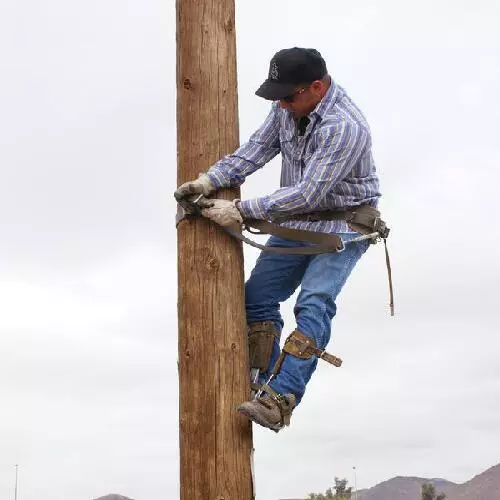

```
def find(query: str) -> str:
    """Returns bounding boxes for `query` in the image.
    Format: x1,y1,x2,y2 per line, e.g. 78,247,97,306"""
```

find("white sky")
1,1,499,499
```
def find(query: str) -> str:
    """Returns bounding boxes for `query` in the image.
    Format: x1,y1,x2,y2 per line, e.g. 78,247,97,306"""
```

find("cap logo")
270,61,279,80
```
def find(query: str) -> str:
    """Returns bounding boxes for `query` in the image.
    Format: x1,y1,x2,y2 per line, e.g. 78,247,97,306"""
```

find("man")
174,47,381,432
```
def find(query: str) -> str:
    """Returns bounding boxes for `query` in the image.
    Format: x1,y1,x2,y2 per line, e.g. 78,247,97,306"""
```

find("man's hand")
174,173,215,202
201,199,243,227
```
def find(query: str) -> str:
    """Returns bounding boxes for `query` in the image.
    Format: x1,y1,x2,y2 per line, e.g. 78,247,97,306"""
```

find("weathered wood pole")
176,1,254,500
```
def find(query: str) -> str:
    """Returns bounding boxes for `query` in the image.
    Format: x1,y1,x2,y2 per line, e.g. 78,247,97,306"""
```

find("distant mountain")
283,462,500,500
93,495,135,500
442,463,500,500
355,463,500,500
356,476,457,500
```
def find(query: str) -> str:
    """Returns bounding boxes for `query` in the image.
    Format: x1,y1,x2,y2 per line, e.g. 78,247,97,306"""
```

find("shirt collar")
311,77,338,119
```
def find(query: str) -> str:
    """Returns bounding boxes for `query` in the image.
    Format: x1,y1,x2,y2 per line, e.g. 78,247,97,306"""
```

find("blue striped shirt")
207,79,381,234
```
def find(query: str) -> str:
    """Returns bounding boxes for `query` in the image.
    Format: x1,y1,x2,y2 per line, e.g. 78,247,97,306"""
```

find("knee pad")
248,321,280,371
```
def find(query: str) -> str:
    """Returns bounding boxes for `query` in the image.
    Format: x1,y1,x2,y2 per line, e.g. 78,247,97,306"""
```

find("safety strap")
384,238,394,316
176,201,380,254
176,199,395,315
226,220,345,255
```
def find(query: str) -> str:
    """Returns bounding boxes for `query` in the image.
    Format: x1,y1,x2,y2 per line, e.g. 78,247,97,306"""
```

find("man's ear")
310,80,324,96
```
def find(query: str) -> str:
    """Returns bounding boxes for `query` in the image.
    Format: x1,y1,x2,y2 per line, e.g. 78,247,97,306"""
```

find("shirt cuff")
206,168,230,189
237,197,268,220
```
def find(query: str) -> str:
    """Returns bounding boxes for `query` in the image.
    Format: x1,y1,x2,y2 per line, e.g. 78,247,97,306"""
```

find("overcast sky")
1,0,499,499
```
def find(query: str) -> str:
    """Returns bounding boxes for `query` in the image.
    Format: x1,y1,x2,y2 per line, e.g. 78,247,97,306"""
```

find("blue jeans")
245,233,369,405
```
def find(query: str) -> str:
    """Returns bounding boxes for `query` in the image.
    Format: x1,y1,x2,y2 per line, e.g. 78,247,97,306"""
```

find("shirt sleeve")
206,103,281,189
238,120,369,220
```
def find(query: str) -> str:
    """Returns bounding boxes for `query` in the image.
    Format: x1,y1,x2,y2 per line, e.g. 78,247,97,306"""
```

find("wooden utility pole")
176,1,254,500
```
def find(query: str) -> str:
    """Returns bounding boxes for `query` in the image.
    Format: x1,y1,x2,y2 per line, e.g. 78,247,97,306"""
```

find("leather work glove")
201,199,243,227
174,173,215,202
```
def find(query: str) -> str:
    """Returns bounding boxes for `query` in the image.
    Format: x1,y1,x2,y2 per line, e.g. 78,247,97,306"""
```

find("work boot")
237,392,296,433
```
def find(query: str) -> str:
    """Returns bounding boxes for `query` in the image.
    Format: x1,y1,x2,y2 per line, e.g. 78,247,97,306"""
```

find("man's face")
278,80,324,118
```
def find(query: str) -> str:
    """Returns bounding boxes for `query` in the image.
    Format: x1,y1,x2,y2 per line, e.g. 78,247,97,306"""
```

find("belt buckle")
374,217,390,239
305,214,320,222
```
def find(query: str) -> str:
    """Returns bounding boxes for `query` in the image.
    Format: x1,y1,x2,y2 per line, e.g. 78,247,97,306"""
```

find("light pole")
352,466,357,500
14,464,19,500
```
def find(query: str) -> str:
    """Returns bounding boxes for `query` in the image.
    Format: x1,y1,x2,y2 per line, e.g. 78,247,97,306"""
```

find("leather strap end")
320,351,343,367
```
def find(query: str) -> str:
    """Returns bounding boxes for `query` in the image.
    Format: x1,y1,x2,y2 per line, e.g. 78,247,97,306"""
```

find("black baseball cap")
255,47,328,101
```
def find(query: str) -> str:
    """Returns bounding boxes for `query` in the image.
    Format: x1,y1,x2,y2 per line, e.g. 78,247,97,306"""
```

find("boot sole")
237,405,282,433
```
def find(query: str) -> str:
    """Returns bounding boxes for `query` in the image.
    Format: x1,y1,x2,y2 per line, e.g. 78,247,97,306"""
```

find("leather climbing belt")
176,194,394,316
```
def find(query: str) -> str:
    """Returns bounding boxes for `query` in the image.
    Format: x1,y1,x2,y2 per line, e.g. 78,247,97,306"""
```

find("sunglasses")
282,86,309,103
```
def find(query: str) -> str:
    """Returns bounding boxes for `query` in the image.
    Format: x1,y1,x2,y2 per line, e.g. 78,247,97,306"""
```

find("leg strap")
248,321,280,371
271,329,343,377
